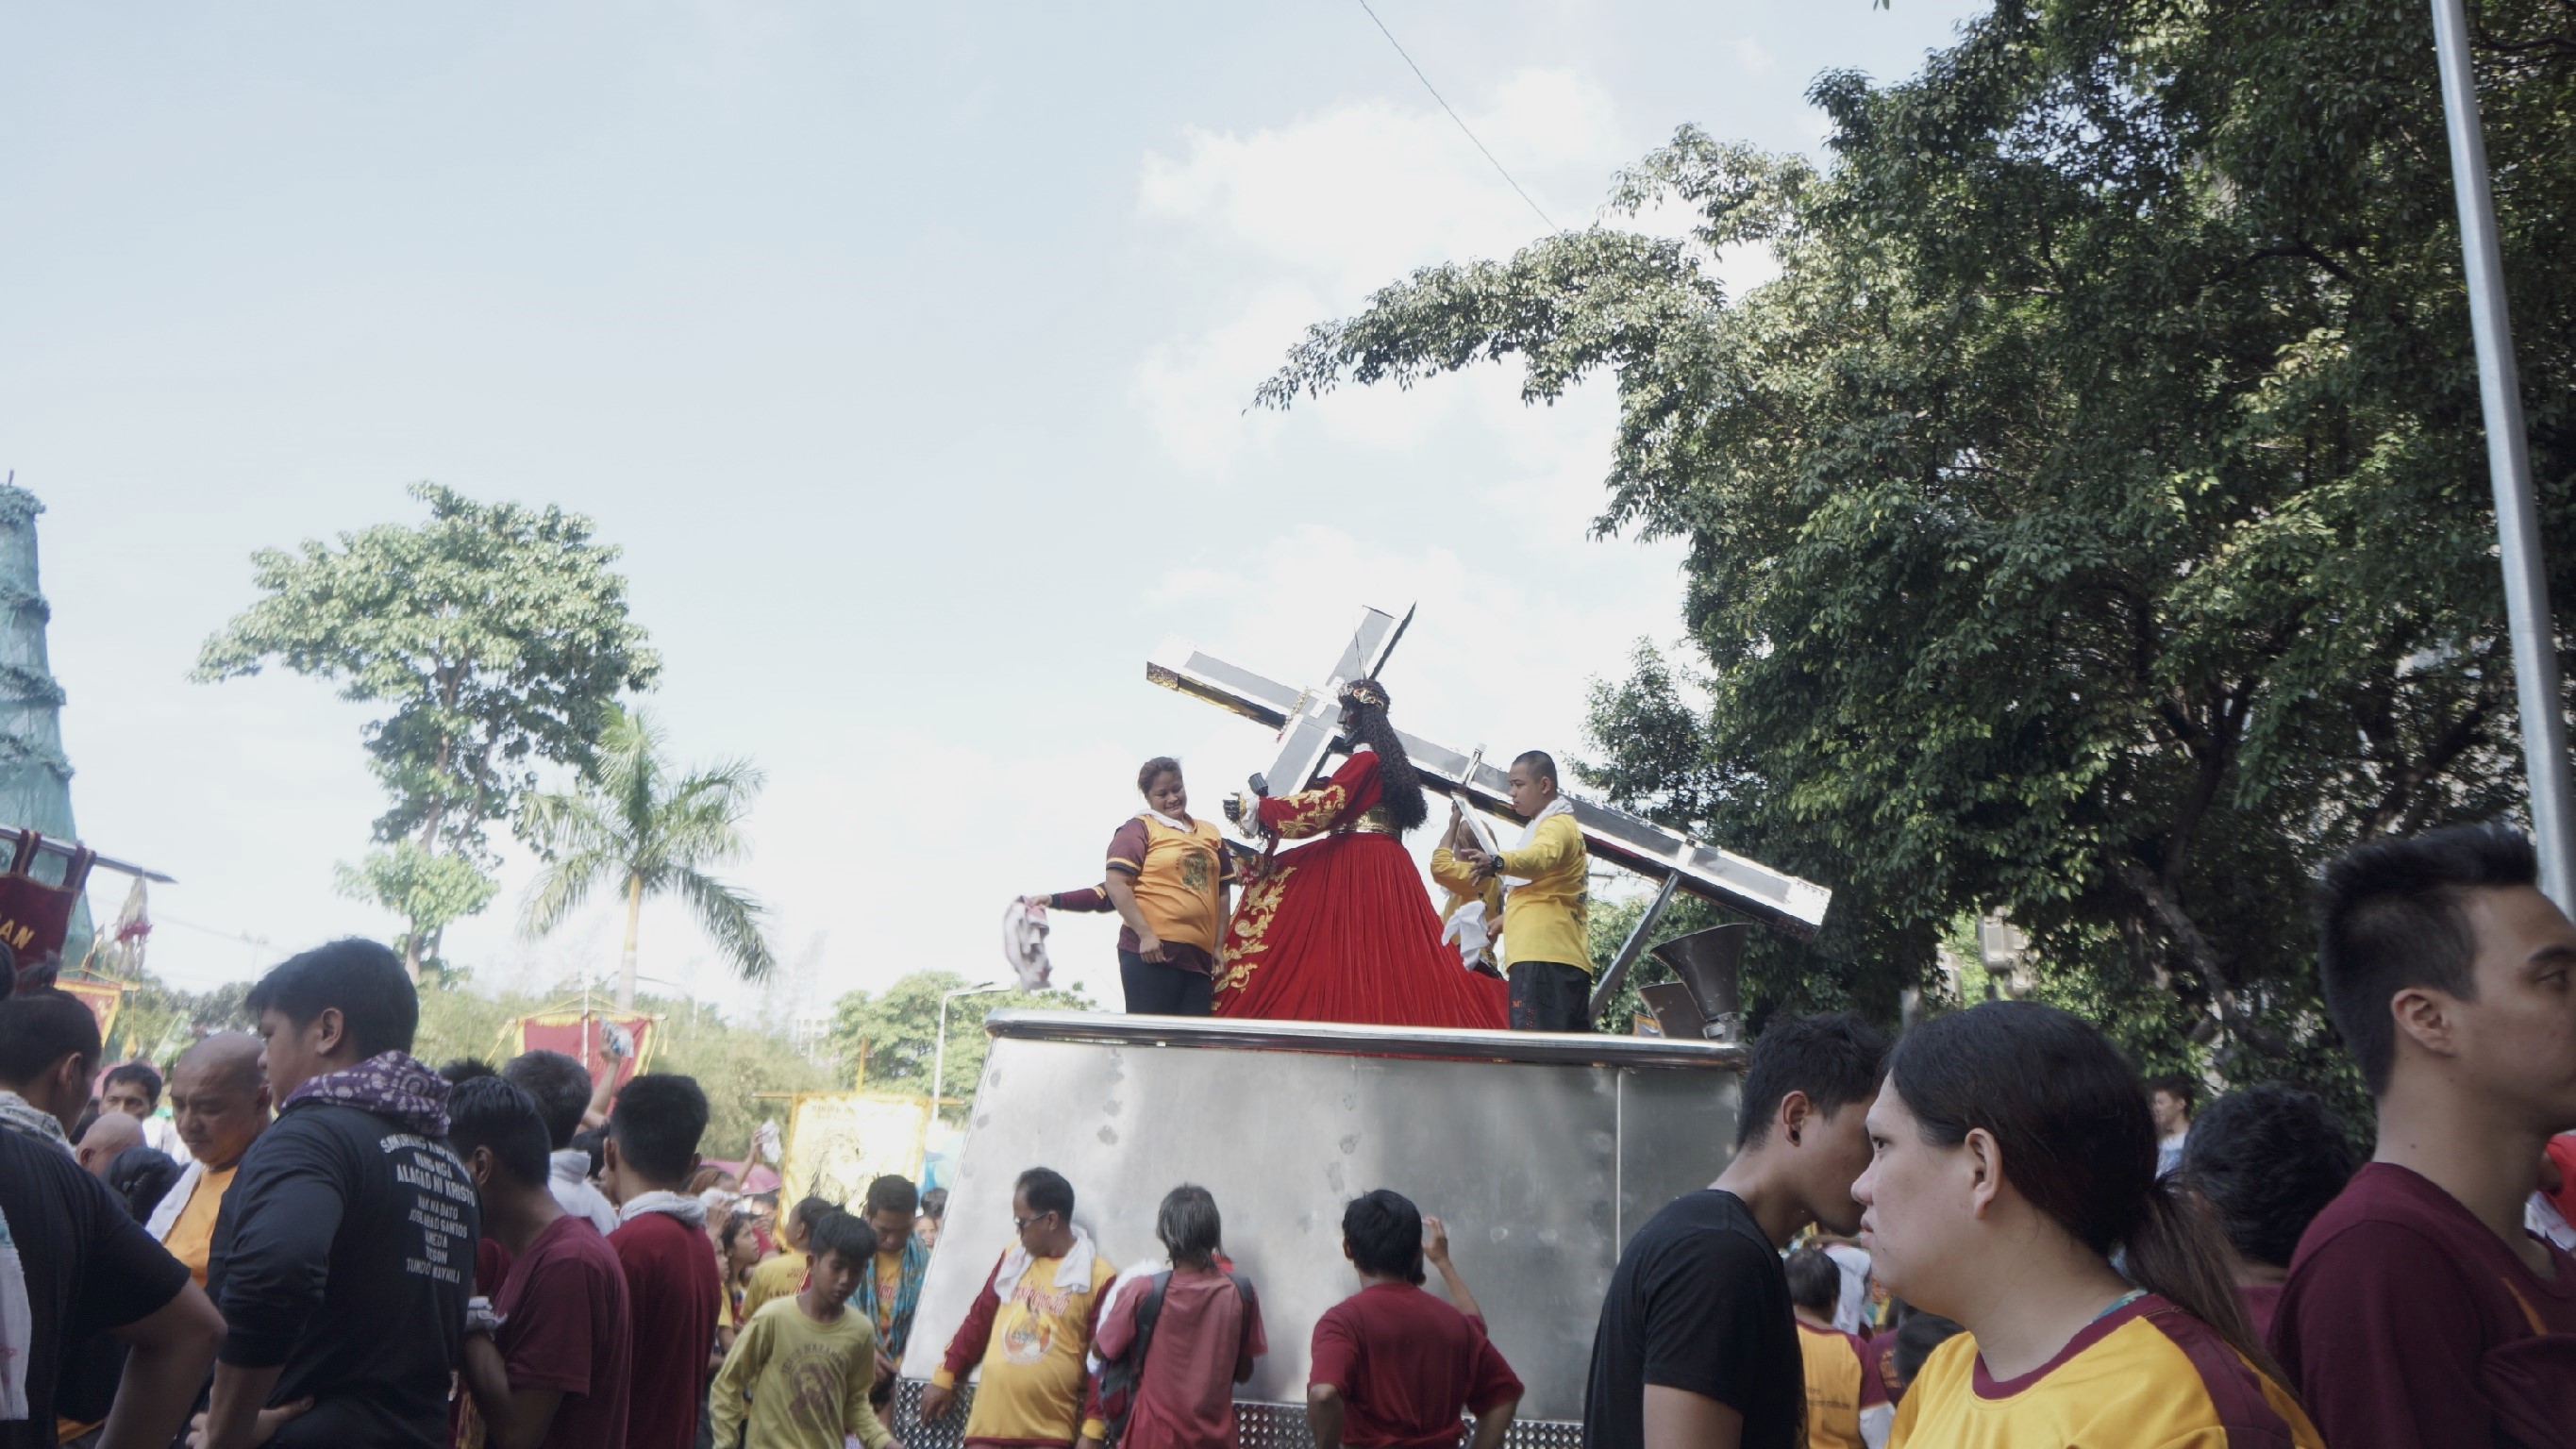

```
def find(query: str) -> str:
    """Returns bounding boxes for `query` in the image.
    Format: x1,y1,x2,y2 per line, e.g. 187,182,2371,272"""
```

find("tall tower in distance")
0,478,90,964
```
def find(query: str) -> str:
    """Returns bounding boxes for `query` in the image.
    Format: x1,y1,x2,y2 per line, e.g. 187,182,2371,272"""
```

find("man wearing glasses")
920,1167,1118,1447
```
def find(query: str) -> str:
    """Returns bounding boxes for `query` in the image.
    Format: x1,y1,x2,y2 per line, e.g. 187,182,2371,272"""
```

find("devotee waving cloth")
1034,758,1236,1017
1586,1012,1887,1449
2272,824,2576,1448
1853,1002,2321,1449
601,1073,723,1449
921,1167,1117,1447
1307,1191,1519,1449
1455,751,1592,1032
1212,680,1507,1029
199,940,478,1449
145,1032,271,1287
449,1076,631,1449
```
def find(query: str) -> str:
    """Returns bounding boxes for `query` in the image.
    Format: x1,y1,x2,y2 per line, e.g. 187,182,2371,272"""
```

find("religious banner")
509,1005,659,1093
778,1091,931,1207
0,829,93,966
55,974,129,1041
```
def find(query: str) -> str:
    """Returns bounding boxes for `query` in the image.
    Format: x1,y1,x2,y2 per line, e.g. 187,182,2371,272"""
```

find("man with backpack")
1088,1186,1266,1449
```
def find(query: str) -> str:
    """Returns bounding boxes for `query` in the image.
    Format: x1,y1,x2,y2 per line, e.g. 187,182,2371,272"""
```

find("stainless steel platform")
900,1010,1745,1424
886,1379,1590,1449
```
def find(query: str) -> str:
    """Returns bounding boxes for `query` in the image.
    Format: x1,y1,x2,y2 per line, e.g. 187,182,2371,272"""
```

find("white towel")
1003,898,1053,991
617,1190,708,1227
993,1224,1098,1302
1501,796,1576,888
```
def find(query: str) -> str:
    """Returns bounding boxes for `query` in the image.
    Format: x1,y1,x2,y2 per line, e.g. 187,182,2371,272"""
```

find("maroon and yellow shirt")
1892,1293,2320,1448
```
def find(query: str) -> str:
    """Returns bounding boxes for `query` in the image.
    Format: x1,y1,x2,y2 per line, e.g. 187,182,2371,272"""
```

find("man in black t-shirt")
1584,1011,1889,1449
0,1070,225,1449
199,941,476,1449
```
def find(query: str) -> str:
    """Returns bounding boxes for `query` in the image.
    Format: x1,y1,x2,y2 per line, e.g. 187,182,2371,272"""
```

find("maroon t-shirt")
495,1215,632,1449
609,1209,721,1449
2235,1282,2282,1341
1309,1283,1522,1449
2271,1161,2576,1448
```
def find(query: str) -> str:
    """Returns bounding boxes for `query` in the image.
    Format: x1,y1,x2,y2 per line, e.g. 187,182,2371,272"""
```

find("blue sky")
8,0,1983,1022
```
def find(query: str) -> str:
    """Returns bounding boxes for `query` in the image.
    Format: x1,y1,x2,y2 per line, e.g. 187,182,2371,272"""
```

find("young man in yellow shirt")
742,1195,836,1322
144,1033,271,1285
1457,751,1594,1032
713,1209,904,1449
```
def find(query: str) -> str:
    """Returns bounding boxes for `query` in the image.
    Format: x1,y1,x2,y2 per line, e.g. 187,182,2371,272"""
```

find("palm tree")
519,707,776,1008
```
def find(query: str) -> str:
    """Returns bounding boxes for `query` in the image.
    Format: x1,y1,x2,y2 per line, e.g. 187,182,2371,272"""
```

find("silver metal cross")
1146,608,1832,1008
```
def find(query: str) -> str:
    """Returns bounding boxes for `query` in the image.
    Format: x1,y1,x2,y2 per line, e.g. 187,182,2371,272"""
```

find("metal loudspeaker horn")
1641,923,1750,1044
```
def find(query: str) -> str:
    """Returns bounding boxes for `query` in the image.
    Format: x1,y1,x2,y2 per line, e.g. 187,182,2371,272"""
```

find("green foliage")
823,971,1094,1124
335,843,498,974
102,974,256,1069
518,707,776,989
195,483,660,968
1261,0,2576,1107
410,985,833,1166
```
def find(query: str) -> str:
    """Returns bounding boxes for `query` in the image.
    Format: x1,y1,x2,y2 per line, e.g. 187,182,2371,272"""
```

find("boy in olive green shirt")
711,1211,904,1449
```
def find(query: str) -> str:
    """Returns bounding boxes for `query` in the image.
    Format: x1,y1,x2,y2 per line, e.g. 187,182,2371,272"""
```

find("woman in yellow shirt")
1033,758,1236,1016
1853,1002,2322,1448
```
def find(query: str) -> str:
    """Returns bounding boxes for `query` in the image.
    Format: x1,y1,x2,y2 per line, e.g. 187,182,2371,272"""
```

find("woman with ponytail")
1211,679,1506,1028
1851,1002,2322,1447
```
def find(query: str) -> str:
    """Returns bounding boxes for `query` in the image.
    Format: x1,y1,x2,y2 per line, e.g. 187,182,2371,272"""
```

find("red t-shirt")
609,1209,722,1449
1309,1284,1521,1449
495,1215,633,1449
2272,1162,2576,1449
1096,1269,1268,1449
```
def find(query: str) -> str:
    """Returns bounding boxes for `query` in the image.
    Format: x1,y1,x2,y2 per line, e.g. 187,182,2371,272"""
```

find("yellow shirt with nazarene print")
932,1251,1118,1445
1108,814,1234,952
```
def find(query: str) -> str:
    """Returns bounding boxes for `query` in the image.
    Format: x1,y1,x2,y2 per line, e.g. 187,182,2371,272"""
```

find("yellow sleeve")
1498,815,1582,877
709,1307,769,1446
845,1319,894,1449
1430,846,1478,895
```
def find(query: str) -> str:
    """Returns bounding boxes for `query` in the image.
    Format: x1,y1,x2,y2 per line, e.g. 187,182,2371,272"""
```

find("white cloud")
1733,37,1778,75
1133,68,1640,471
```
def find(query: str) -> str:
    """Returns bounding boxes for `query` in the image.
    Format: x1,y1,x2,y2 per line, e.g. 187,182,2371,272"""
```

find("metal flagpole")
2431,0,2576,906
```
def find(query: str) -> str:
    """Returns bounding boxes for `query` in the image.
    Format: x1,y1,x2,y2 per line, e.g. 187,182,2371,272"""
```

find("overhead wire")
1352,0,1563,233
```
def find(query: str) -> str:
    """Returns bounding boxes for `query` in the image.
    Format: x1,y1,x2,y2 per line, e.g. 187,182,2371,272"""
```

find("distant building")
0,482,89,965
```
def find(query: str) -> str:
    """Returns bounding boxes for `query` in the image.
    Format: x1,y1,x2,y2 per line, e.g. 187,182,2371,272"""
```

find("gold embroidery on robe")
1217,862,1296,994
1264,781,1350,840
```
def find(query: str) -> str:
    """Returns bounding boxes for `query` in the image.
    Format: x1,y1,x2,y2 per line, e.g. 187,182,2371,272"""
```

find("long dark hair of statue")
1338,678,1428,833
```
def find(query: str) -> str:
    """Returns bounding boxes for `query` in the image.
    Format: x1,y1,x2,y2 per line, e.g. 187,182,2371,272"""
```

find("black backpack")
1095,1269,1258,1446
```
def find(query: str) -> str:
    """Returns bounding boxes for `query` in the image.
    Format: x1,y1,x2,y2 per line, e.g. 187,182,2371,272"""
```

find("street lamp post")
923,982,1009,1173
2431,0,2576,905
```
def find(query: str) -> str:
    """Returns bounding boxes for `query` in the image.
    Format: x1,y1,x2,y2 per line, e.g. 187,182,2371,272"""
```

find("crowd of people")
1,820,2572,1448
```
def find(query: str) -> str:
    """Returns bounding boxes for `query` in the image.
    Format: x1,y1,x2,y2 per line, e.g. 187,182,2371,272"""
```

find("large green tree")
518,707,776,1008
197,484,660,975
824,971,1093,1124
1261,0,2576,1099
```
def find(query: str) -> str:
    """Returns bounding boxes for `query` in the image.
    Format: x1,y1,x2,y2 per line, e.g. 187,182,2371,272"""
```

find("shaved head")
172,1032,272,1170
176,1033,265,1093
75,1110,142,1179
